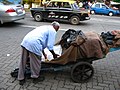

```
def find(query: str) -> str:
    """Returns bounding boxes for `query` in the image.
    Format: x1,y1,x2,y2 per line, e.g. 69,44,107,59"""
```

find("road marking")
91,18,120,23
20,25,37,28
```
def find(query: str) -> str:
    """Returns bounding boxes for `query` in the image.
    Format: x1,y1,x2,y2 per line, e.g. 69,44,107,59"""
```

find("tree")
113,0,120,3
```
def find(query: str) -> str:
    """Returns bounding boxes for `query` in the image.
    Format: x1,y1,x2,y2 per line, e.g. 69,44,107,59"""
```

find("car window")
47,2,62,7
47,1,71,8
102,4,107,9
0,1,14,5
95,4,100,8
0,2,3,5
48,2,57,7
62,2,71,8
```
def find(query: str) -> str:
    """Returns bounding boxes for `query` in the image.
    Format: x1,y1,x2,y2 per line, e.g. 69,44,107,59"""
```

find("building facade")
22,0,50,8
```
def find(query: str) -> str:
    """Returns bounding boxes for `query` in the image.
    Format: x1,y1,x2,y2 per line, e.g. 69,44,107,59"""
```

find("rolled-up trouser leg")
18,47,29,80
29,52,41,78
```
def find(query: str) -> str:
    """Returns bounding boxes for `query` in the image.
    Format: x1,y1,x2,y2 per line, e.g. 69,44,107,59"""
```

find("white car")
0,1,25,24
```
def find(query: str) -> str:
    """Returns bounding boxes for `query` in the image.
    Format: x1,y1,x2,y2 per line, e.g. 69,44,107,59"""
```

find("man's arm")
42,50,47,59
49,50,58,59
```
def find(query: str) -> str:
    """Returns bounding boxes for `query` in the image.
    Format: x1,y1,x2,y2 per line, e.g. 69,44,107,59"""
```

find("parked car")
30,0,90,25
0,1,25,24
90,3,120,16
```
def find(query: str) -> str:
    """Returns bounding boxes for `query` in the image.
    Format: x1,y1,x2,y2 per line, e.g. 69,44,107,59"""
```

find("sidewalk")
0,17,120,90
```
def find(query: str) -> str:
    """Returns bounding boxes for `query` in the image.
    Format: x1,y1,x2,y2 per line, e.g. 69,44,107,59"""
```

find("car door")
45,1,71,22
44,7,60,21
43,1,60,21
93,4,101,14
57,2,72,22
100,4,109,14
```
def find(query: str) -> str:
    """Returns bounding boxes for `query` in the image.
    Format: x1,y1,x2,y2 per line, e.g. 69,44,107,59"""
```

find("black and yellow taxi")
30,0,90,25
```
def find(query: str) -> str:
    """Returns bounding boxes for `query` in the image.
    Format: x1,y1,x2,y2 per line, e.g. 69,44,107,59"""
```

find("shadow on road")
0,22,24,28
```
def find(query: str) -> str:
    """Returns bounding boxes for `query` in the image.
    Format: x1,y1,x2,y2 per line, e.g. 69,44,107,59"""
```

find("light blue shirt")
71,3,80,10
21,25,56,56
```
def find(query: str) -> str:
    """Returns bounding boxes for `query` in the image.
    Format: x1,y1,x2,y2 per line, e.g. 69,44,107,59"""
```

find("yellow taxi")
30,0,90,25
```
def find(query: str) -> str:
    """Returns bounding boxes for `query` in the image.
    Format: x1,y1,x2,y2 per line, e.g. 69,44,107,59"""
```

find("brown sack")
45,32,109,65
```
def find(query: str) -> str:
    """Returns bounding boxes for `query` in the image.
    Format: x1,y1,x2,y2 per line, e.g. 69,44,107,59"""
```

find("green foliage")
23,0,34,3
113,0,120,3
97,0,104,3
23,0,29,1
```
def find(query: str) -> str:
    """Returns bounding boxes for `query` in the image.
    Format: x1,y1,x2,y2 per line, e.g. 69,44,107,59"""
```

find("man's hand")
44,54,47,59
53,54,59,59
50,50,60,59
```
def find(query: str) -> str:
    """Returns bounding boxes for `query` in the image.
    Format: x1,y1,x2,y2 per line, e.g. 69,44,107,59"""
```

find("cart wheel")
71,62,94,83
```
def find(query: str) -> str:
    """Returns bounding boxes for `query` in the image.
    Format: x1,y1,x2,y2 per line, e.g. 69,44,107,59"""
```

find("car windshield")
95,4,100,8
0,1,14,5
0,2,3,5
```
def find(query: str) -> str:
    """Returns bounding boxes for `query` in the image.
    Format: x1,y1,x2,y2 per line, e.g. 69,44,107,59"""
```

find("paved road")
0,14,120,90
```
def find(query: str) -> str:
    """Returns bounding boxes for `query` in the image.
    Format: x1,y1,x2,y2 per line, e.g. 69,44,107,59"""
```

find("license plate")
17,9,23,13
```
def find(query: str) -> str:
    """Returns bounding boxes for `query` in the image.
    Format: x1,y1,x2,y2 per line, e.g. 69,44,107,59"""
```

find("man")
71,0,80,10
18,21,60,85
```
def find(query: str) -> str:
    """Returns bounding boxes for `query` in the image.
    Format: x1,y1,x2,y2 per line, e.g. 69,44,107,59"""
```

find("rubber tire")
108,12,113,16
91,10,95,14
34,13,43,22
70,16,80,25
71,62,94,83
0,21,1,24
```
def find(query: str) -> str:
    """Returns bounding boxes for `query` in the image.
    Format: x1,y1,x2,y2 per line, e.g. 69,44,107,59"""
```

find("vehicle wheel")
0,21,1,25
70,16,80,25
71,62,94,83
108,12,113,16
91,10,95,14
34,13,43,22
0,23,1,26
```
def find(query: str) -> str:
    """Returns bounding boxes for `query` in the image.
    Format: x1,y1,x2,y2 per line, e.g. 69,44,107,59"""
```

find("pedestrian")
71,0,80,10
18,21,60,85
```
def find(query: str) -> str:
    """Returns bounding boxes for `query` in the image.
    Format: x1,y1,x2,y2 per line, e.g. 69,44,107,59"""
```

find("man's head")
76,0,80,4
51,21,60,31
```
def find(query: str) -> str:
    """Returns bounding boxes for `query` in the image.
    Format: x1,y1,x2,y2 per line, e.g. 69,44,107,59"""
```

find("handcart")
11,29,120,83
40,47,120,83
41,57,97,83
